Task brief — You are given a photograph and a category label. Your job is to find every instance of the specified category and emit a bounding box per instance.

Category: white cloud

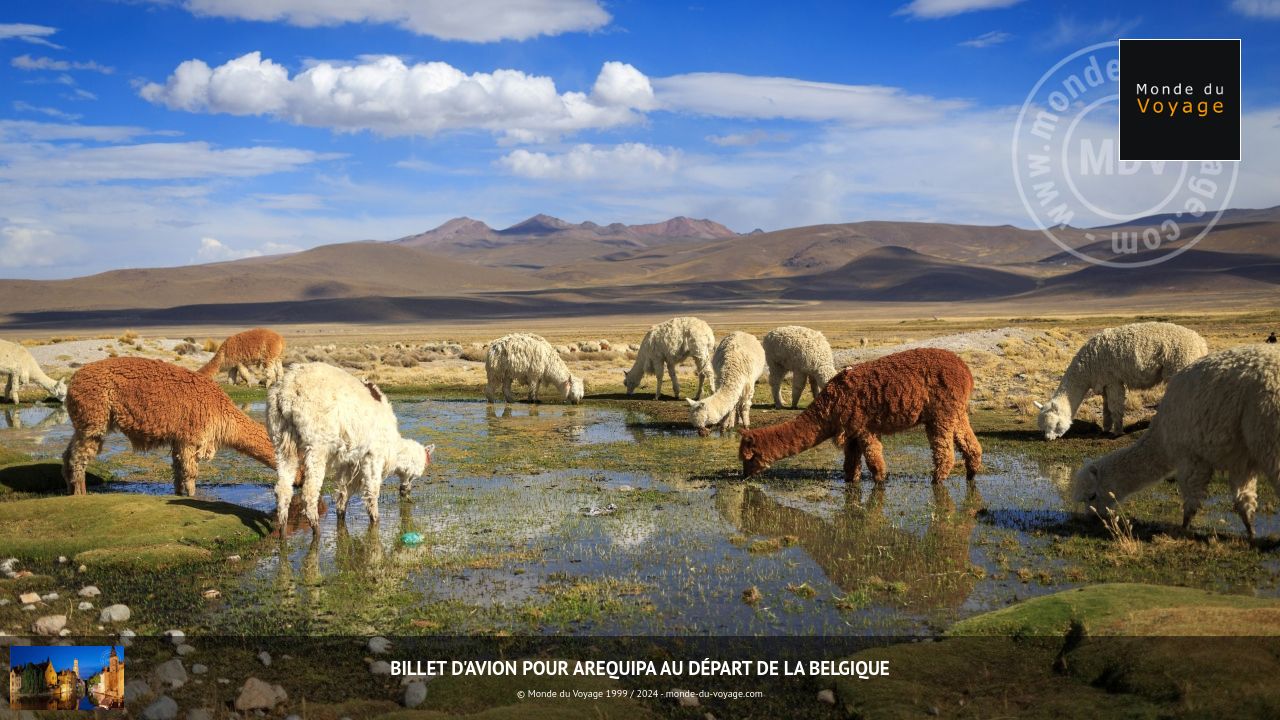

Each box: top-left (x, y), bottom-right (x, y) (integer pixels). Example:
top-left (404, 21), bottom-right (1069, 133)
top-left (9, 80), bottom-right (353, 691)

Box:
top-left (140, 53), bottom-right (653, 142)
top-left (251, 193), bottom-right (325, 210)
top-left (959, 30), bottom-right (1011, 48)
top-left (705, 130), bottom-right (791, 147)
top-left (0, 120), bottom-right (171, 142)
top-left (12, 101), bottom-right (81, 121)
top-left (196, 236), bottom-right (300, 262)
top-left (652, 73), bottom-right (966, 125)
top-left (0, 23), bottom-right (63, 49)
top-left (1045, 16), bottom-right (1142, 47)
top-left (1232, 0), bottom-right (1280, 18)
top-left (0, 141), bottom-right (340, 183)
top-left (897, 0), bottom-right (1023, 19)
top-left (0, 222), bottom-right (81, 269)
top-left (500, 143), bottom-right (680, 181)
top-left (11, 54), bottom-right (114, 74)
top-left (176, 0), bottom-right (610, 41)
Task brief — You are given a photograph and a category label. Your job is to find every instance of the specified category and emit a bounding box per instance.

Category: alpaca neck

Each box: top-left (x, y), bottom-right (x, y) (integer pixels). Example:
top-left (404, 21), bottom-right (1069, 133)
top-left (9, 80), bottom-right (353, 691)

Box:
top-left (701, 366), bottom-right (748, 423)
top-left (1054, 361), bottom-right (1093, 414)
top-left (221, 410), bottom-right (277, 468)
top-left (26, 363), bottom-right (60, 393)
top-left (197, 347), bottom-right (224, 377)
top-left (753, 411), bottom-right (833, 464)
top-left (1102, 434), bottom-right (1173, 501)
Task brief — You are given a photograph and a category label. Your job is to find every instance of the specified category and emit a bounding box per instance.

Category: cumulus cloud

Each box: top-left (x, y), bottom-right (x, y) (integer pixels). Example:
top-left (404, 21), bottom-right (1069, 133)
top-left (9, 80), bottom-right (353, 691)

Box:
top-left (196, 236), bottom-right (300, 262)
top-left (897, 0), bottom-right (1023, 19)
top-left (11, 54), bottom-right (115, 73)
top-left (176, 0), bottom-right (610, 41)
top-left (705, 130), bottom-right (791, 147)
top-left (0, 141), bottom-right (339, 183)
top-left (0, 222), bottom-right (80, 269)
top-left (499, 143), bottom-right (680, 182)
top-left (959, 30), bottom-right (1011, 48)
top-left (652, 73), bottom-right (966, 125)
top-left (140, 53), bottom-right (653, 142)
top-left (0, 23), bottom-right (63, 49)
top-left (1232, 0), bottom-right (1280, 18)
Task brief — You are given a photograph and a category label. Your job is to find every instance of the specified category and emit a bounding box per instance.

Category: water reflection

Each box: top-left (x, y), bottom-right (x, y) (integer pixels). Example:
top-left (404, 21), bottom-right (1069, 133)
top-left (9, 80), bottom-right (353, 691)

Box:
top-left (717, 483), bottom-right (979, 610)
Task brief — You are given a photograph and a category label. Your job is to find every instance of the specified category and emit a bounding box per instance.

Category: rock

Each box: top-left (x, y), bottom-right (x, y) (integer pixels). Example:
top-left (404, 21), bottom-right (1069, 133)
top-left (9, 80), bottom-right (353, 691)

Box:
top-left (226, 554), bottom-right (241, 562)
top-left (78, 601), bottom-right (93, 611)
top-left (0, 557), bottom-right (17, 575)
top-left (120, 628), bottom-right (136, 647)
top-left (100, 604), bottom-right (131, 623)
top-left (59, 628), bottom-right (71, 637)
top-left (32, 614), bottom-right (67, 636)
top-left (18, 592), bottom-right (41, 604)
top-left (0, 598), bottom-right (8, 606)
top-left (369, 660), bottom-right (391, 675)
top-left (188, 709), bottom-right (213, 720)
top-left (235, 677), bottom-right (287, 712)
top-left (817, 689), bottom-right (835, 704)
top-left (285, 716), bottom-right (301, 720)
top-left (165, 629), bottom-right (186, 645)
top-left (673, 690), bottom-right (699, 708)
top-left (404, 681), bottom-right (427, 708)
top-left (177, 644), bottom-right (196, 656)
top-left (22, 604), bottom-right (36, 611)
top-left (123, 679), bottom-right (153, 703)
top-left (216, 678), bottom-right (230, 685)
top-left (153, 658), bottom-right (188, 688)
top-left (191, 664), bottom-right (207, 675)
top-left (58, 556), bottom-right (68, 564)
top-left (41, 592), bottom-right (59, 601)
top-left (202, 589), bottom-right (221, 600)
top-left (257, 650), bottom-right (272, 667)
top-left (142, 696), bottom-right (179, 720)
top-left (78, 564), bottom-right (88, 573)
top-left (368, 636), bottom-right (392, 654)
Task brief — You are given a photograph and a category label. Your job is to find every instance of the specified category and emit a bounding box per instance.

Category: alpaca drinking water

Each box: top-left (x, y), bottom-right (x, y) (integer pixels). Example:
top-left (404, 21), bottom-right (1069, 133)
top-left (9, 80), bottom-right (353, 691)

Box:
top-left (687, 331), bottom-right (766, 435)
top-left (0, 339), bottom-right (66, 404)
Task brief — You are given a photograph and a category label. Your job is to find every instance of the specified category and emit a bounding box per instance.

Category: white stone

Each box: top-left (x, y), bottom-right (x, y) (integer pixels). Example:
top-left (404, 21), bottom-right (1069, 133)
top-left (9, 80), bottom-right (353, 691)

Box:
top-left (404, 681), bottom-right (427, 708)
top-left (41, 592), bottom-right (59, 601)
top-left (165, 629), bottom-right (186, 645)
top-left (78, 601), bottom-right (93, 611)
top-left (123, 679), bottom-right (153, 703)
top-left (32, 614), bottom-right (67, 636)
top-left (142, 695), bottom-right (178, 720)
top-left (235, 678), bottom-right (287, 712)
top-left (817, 689), bottom-right (836, 704)
top-left (153, 658), bottom-right (188, 688)
top-left (369, 660), bottom-right (391, 675)
top-left (177, 644), bottom-right (196, 656)
top-left (257, 650), bottom-right (272, 667)
top-left (368, 636), bottom-right (392, 654)
top-left (100, 604), bottom-right (131, 623)
top-left (191, 664), bottom-right (208, 675)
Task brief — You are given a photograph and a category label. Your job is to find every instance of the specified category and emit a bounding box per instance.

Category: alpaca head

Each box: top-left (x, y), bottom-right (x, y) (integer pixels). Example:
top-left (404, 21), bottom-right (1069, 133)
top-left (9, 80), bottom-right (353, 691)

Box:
top-left (562, 376), bottom-right (585, 405)
top-left (49, 378), bottom-right (68, 402)
top-left (1035, 397), bottom-right (1072, 440)
top-left (1070, 458), bottom-right (1119, 514)
top-left (685, 398), bottom-right (714, 437)
top-left (622, 368), bottom-right (641, 395)
top-left (738, 432), bottom-right (769, 478)
top-left (394, 439), bottom-right (433, 497)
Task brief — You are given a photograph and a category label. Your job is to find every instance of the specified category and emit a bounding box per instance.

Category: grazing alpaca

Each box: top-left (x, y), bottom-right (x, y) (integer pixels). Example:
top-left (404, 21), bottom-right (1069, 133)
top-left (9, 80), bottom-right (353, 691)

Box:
top-left (738, 348), bottom-right (982, 485)
top-left (687, 331), bottom-right (766, 436)
top-left (762, 326), bottom-right (836, 409)
top-left (1036, 322), bottom-right (1207, 439)
top-left (623, 316), bottom-right (716, 400)
top-left (199, 328), bottom-right (286, 386)
top-left (1073, 346), bottom-right (1280, 539)
top-left (62, 357), bottom-right (276, 495)
top-left (0, 340), bottom-right (67, 404)
top-left (268, 362), bottom-right (433, 530)
top-left (484, 333), bottom-right (585, 404)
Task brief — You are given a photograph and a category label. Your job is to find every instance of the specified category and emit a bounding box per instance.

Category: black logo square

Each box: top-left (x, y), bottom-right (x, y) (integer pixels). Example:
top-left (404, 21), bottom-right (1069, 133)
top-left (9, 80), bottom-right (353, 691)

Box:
top-left (1120, 39), bottom-right (1240, 161)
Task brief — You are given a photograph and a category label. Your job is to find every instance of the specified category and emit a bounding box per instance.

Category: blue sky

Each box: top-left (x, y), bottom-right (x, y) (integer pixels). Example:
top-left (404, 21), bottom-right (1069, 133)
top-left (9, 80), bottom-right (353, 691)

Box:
top-left (9, 644), bottom-right (123, 678)
top-left (1, 0), bottom-right (1278, 278)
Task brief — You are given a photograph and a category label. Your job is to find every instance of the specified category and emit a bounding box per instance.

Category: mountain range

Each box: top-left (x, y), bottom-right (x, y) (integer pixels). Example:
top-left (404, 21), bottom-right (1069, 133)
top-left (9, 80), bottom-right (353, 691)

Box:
top-left (1, 208), bottom-right (1277, 327)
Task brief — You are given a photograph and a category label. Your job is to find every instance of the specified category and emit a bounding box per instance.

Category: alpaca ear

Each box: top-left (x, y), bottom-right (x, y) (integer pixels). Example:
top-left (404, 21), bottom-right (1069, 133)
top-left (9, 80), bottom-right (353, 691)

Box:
top-left (685, 398), bottom-right (697, 407)
top-left (1033, 400), bottom-right (1044, 410)
top-left (424, 444), bottom-right (435, 462)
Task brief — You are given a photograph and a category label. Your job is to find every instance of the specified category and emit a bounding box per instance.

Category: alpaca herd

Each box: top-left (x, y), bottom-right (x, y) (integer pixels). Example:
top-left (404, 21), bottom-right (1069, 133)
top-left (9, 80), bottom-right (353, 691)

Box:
top-left (5, 316), bottom-right (1280, 544)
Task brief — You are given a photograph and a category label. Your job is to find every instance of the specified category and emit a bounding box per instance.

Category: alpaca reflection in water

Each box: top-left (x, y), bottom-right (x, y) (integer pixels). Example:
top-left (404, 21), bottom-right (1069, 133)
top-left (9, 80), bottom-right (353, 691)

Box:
top-left (716, 482), bottom-right (980, 610)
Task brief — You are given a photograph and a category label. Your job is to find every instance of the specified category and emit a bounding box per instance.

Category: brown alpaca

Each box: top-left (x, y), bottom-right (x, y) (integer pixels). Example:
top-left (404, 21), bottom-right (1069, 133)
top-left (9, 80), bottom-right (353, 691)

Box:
top-left (198, 328), bottom-right (286, 386)
top-left (739, 348), bottom-right (982, 485)
top-left (62, 357), bottom-right (278, 496)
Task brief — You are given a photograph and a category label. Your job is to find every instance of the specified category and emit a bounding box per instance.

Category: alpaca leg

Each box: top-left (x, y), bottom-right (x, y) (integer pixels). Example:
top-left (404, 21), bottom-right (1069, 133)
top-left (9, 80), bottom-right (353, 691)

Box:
top-left (300, 451), bottom-right (328, 533)
top-left (738, 385), bottom-right (753, 429)
top-left (234, 363), bottom-right (256, 386)
top-left (863, 435), bottom-right (887, 484)
top-left (502, 378), bottom-right (514, 403)
top-left (171, 444), bottom-right (199, 496)
top-left (62, 433), bottom-right (103, 495)
top-left (530, 377), bottom-right (541, 403)
top-left (1103, 385), bottom-right (1126, 435)
top-left (1176, 461), bottom-right (1213, 532)
top-left (768, 364), bottom-right (785, 409)
top-left (652, 361), bottom-right (664, 400)
top-left (953, 417), bottom-right (983, 485)
top-left (926, 422), bottom-right (957, 484)
top-left (333, 464), bottom-right (352, 519)
top-left (808, 375), bottom-right (822, 403)
top-left (693, 361), bottom-right (707, 401)
top-left (843, 437), bottom-right (866, 483)
top-left (3, 373), bottom-right (17, 404)
top-left (359, 457), bottom-right (381, 524)
top-left (274, 445), bottom-right (301, 527)
top-left (1229, 472), bottom-right (1258, 540)
top-left (668, 361), bottom-right (681, 400)
top-left (790, 371), bottom-right (804, 409)
top-left (484, 376), bottom-right (497, 403)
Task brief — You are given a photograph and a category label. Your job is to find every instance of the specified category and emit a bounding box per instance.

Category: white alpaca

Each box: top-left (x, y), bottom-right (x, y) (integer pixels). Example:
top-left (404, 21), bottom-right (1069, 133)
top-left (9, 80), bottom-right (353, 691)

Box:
top-left (1073, 345), bottom-right (1280, 539)
top-left (484, 333), bottom-right (585, 404)
top-left (1036, 322), bottom-right (1207, 439)
top-left (268, 362), bottom-right (433, 530)
top-left (0, 339), bottom-right (67, 404)
top-left (686, 331), bottom-right (766, 435)
top-left (762, 326), bottom-right (836, 409)
top-left (623, 316), bottom-right (716, 400)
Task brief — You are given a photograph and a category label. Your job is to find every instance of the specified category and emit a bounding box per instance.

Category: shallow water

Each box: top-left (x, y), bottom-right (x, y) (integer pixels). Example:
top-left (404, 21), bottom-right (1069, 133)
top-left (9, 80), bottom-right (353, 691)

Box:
top-left (5, 398), bottom-right (1278, 635)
